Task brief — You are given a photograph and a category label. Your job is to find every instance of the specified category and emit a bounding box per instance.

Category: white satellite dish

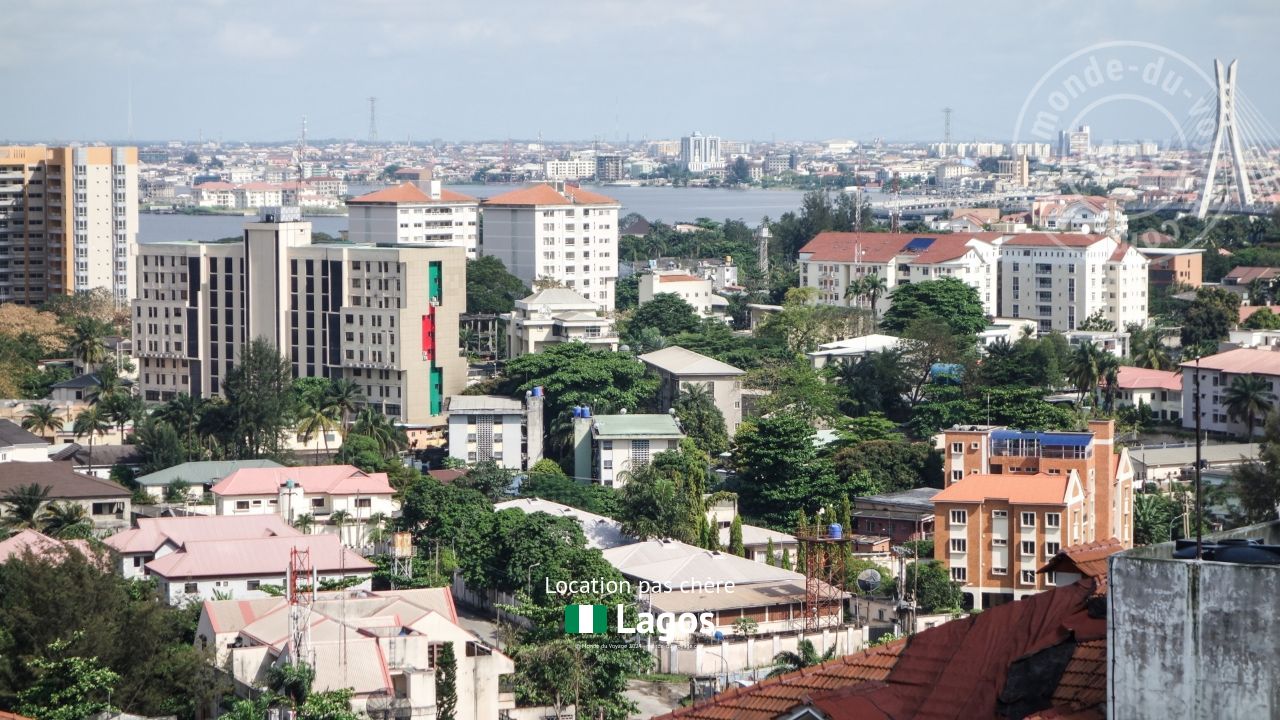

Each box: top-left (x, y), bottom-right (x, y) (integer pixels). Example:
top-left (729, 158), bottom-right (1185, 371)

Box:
top-left (856, 568), bottom-right (882, 593)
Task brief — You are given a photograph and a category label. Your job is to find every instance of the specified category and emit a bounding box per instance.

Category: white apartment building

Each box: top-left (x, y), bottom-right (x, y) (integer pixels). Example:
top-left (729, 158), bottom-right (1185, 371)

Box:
top-left (638, 345), bottom-right (745, 434)
top-left (480, 182), bottom-right (621, 310)
top-left (132, 207), bottom-right (466, 430)
top-left (1181, 348), bottom-right (1280, 438)
top-left (680, 132), bottom-right (724, 172)
top-left (504, 287), bottom-right (619, 359)
top-left (996, 233), bottom-right (1148, 333)
top-left (0, 146), bottom-right (137, 305)
top-left (1030, 195), bottom-right (1128, 237)
top-left (444, 392), bottom-right (544, 470)
top-left (544, 157), bottom-right (597, 181)
top-left (347, 181), bottom-right (480, 258)
top-left (571, 411), bottom-right (685, 487)
top-left (797, 232), bottom-right (1000, 317)
top-left (1114, 366), bottom-right (1182, 422)
top-left (638, 270), bottom-right (727, 319)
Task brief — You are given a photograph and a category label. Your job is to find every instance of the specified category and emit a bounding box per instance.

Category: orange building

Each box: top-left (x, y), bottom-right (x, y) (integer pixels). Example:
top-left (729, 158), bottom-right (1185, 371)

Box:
top-left (933, 420), bottom-right (1133, 608)
top-left (1138, 248), bottom-right (1203, 288)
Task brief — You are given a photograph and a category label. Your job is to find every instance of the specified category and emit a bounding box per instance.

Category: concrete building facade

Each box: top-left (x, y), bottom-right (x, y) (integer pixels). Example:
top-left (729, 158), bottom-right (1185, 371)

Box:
top-left (503, 288), bottom-right (618, 359)
top-left (1180, 348), bottom-right (1280, 438)
top-left (572, 412), bottom-right (684, 487)
top-left (133, 208), bottom-right (465, 430)
top-left (996, 233), bottom-right (1148, 332)
top-left (445, 393), bottom-right (544, 470)
top-left (0, 145), bottom-right (137, 305)
top-left (638, 270), bottom-right (727, 320)
top-left (346, 182), bottom-right (480, 258)
top-left (638, 345), bottom-right (745, 435)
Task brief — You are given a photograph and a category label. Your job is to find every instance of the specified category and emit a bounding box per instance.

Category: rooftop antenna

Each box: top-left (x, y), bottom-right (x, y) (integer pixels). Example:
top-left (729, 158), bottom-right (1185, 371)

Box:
top-left (367, 96), bottom-right (378, 143)
top-left (287, 547), bottom-right (317, 668)
top-left (890, 172), bottom-right (902, 233)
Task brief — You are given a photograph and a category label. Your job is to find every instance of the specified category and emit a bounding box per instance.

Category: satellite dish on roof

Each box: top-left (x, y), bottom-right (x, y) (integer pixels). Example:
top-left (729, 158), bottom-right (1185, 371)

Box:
top-left (856, 568), bottom-right (882, 594)
top-left (366, 689), bottom-right (394, 720)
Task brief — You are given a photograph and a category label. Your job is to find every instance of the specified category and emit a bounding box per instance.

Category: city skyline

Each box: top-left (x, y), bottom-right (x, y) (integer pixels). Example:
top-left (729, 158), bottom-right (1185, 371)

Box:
top-left (4, 0), bottom-right (1279, 144)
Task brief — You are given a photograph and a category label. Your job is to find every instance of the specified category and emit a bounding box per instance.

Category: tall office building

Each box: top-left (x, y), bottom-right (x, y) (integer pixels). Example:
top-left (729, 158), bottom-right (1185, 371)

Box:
top-left (1058, 126), bottom-right (1092, 157)
top-left (480, 183), bottom-right (621, 311)
top-left (0, 146), bottom-right (137, 305)
top-left (679, 132), bottom-right (724, 172)
top-left (133, 208), bottom-right (465, 432)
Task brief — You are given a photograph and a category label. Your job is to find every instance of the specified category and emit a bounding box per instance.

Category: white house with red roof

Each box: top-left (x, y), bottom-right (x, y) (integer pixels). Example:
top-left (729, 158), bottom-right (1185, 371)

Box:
top-left (196, 587), bottom-right (515, 719)
top-left (347, 181), bottom-right (480, 257)
top-left (797, 232), bottom-right (1000, 316)
top-left (1029, 194), bottom-right (1128, 236)
top-left (106, 515), bottom-right (302, 580)
top-left (1113, 366), bottom-right (1183, 421)
top-left (480, 182), bottom-right (621, 310)
top-left (210, 464), bottom-right (397, 545)
top-left (1181, 348), bottom-right (1280, 438)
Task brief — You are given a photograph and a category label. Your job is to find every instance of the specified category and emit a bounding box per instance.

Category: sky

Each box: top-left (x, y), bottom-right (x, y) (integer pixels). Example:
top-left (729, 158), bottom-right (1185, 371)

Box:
top-left (3, 0), bottom-right (1279, 145)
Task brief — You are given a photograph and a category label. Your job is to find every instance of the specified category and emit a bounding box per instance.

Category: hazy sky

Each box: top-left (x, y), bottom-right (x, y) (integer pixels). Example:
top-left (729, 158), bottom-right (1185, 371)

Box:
top-left (4, 0), bottom-right (1279, 145)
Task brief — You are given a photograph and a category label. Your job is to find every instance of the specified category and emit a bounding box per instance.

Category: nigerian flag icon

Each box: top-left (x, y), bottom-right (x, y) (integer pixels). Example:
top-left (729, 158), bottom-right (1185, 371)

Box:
top-left (564, 604), bottom-right (608, 634)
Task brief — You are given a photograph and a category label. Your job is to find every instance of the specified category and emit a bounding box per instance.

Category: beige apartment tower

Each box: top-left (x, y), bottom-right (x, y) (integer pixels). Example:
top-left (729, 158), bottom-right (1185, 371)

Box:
top-left (133, 208), bottom-right (465, 430)
top-left (0, 146), bottom-right (137, 305)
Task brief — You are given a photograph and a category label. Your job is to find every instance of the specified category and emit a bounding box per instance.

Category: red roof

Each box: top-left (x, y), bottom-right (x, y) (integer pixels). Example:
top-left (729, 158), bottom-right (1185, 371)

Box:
top-left (799, 232), bottom-right (998, 265)
top-left (1223, 266), bottom-right (1280, 284)
top-left (659, 273), bottom-right (705, 283)
top-left (212, 464), bottom-right (394, 497)
top-left (661, 577), bottom-right (1108, 720)
top-left (1039, 537), bottom-right (1124, 596)
top-left (348, 182), bottom-right (476, 204)
top-left (481, 183), bottom-right (618, 206)
top-left (1109, 243), bottom-right (1137, 262)
top-left (933, 472), bottom-right (1073, 505)
top-left (1115, 365), bottom-right (1181, 392)
top-left (1180, 347), bottom-right (1280, 376)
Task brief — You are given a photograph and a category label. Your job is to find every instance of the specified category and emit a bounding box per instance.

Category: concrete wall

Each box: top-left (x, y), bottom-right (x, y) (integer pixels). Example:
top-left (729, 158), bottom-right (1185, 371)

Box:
top-left (651, 625), bottom-right (869, 676)
top-left (1110, 528), bottom-right (1280, 719)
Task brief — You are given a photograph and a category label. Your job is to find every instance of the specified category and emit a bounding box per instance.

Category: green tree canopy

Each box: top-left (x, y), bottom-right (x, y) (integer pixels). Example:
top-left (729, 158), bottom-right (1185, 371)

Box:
top-left (616, 443), bottom-right (706, 543)
top-left (732, 412), bottom-right (841, 528)
top-left (674, 382), bottom-right (729, 457)
top-left (466, 256), bottom-right (530, 314)
top-left (518, 459), bottom-right (619, 516)
top-left (223, 338), bottom-right (295, 458)
top-left (625, 293), bottom-right (701, 343)
top-left (1179, 286), bottom-right (1241, 355)
top-left (905, 560), bottom-right (964, 613)
top-left (880, 277), bottom-right (988, 336)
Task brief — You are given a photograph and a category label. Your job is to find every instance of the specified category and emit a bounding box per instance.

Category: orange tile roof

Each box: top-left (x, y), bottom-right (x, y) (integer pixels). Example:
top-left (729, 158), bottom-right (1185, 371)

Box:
top-left (998, 233), bottom-right (1108, 248)
top-left (1179, 347), bottom-right (1280, 376)
top-left (481, 183), bottom-right (618, 206)
top-left (348, 182), bottom-right (476, 204)
top-left (1109, 242), bottom-right (1137, 262)
top-left (1039, 537), bottom-right (1123, 586)
top-left (1115, 366), bottom-right (1181, 392)
top-left (798, 232), bottom-right (913, 263)
top-left (932, 472), bottom-right (1071, 505)
top-left (659, 273), bottom-right (705, 283)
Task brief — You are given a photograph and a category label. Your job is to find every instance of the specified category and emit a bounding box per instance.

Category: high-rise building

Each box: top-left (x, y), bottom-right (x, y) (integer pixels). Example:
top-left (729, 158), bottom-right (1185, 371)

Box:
top-left (679, 132), bottom-right (724, 172)
top-left (346, 181), bottom-right (479, 258)
top-left (480, 183), bottom-right (620, 310)
top-left (132, 207), bottom-right (465, 432)
top-left (595, 154), bottom-right (624, 182)
top-left (1058, 125), bottom-right (1092, 157)
top-left (0, 146), bottom-right (137, 305)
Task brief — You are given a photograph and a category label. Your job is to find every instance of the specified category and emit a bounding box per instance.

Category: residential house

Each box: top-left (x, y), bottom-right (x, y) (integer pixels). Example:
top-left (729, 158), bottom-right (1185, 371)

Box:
top-left (445, 392), bottom-right (544, 470)
top-left (850, 487), bottom-right (939, 543)
top-left (0, 529), bottom-right (98, 565)
top-left (571, 411), bottom-right (685, 487)
top-left (1029, 194), bottom-right (1127, 236)
top-left (105, 515), bottom-right (302, 580)
top-left (639, 345), bottom-right (745, 434)
top-left (49, 373), bottom-right (134, 403)
top-left (638, 271), bottom-right (728, 320)
top-left (1180, 348), bottom-right (1280, 438)
top-left (197, 587), bottom-right (515, 720)
top-left (1128, 443), bottom-right (1259, 490)
top-left (806, 334), bottom-right (902, 369)
top-left (0, 420), bottom-right (50, 462)
top-left (1113, 366), bottom-right (1182, 421)
top-left (494, 497), bottom-right (632, 550)
top-left (0, 462), bottom-right (131, 534)
top-left (133, 459), bottom-right (284, 501)
top-left (503, 287), bottom-right (618, 359)
top-left (1138, 247), bottom-right (1203, 288)
top-left (48, 444), bottom-right (142, 480)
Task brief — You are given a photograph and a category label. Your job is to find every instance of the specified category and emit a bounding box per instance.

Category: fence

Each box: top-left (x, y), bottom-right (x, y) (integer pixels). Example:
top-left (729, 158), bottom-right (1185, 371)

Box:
top-left (651, 624), bottom-right (869, 677)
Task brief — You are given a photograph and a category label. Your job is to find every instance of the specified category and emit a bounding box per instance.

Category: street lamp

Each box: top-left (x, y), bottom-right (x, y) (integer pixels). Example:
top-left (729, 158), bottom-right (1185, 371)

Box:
top-left (704, 650), bottom-right (729, 691)
top-left (525, 562), bottom-right (543, 592)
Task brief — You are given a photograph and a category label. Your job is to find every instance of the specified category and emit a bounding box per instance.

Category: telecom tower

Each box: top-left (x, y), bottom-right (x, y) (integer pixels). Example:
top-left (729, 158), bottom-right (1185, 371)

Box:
top-left (368, 96), bottom-right (378, 143)
top-left (1197, 59), bottom-right (1253, 218)
top-left (287, 547), bottom-right (317, 667)
top-left (754, 220), bottom-right (771, 274)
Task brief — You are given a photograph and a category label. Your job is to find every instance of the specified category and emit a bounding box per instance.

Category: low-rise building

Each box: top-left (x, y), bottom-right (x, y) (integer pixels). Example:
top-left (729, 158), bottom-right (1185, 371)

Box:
top-left (1113, 366), bottom-right (1182, 421)
top-left (1180, 348), bottom-right (1280, 438)
top-left (105, 515), bottom-right (302, 580)
top-left (1128, 442), bottom-right (1259, 490)
top-left (133, 459), bottom-right (284, 501)
top-left (504, 288), bottom-right (618, 358)
top-left (494, 497), bottom-right (632, 550)
top-left (1138, 247), bottom-right (1203, 288)
top-left (638, 346), bottom-right (745, 435)
top-left (638, 271), bottom-right (727, 320)
top-left (0, 462), bottom-right (131, 534)
top-left (850, 487), bottom-right (939, 543)
top-left (210, 464), bottom-right (397, 545)
top-left (445, 392), bottom-right (544, 470)
top-left (197, 587), bottom-right (515, 720)
top-left (571, 411), bottom-right (684, 488)
top-left (806, 334), bottom-right (902, 369)
top-left (0, 420), bottom-right (50, 463)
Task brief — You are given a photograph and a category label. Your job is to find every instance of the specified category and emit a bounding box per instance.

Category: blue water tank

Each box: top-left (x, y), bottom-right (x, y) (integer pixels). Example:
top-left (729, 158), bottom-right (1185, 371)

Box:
top-left (582, 406), bottom-right (592, 418)
top-left (571, 406), bottom-right (581, 418)
top-left (532, 386), bottom-right (544, 397)
top-left (828, 523), bottom-right (844, 539)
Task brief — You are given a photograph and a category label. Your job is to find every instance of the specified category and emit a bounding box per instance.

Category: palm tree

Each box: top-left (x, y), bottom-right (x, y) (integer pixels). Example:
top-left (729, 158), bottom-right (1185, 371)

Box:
top-left (98, 391), bottom-right (141, 440)
top-left (1069, 342), bottom-right (1107, 406)
top-left (1128, 323), bottom-right (1174, 371)
top-left (21, 404), bottom-right (63, 441)
top-left (296, 401), bottom-right (340, 461)
top-left (843, 276), bottom-right (866, 309)
top-left (1223, 375), bottom-right (1275, 438)
top-left (86, 362), bottom-right (122, 405)
top-left (329, 510), bottom-right (351, 545)
top-left (1, 483), bottom-right (51, 534)
top-left (1101, 358), bottom-right (1121, 412)
top-left (292, 513), bottom-right (315, 535)
top-left (861, 273), bottom-right (888, 323)
top-left (767, 639), bottom-right (837, 677)
top-left (352, 407), bottom-right (407, 455)
top-left (324, 379), bottom-right (364, 436)
top-left (68, 319), bottom-right (109, 373)
top-left (72, 405), bottom-right (110, 471)
top-left (39, 501), bottom-right (92, 539)
top-left (365, 512), bottom-right (389, 546)
top-left (155, 393), bottom-right (203, 460)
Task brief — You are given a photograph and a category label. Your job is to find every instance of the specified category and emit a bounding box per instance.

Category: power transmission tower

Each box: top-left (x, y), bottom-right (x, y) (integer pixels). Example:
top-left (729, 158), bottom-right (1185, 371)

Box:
top-left (1197, 59), bottom-right (1253, 218)
top-left (368, 96), bottom-right (378, 143)
top-left (943, 107), bottom-right (953, 145)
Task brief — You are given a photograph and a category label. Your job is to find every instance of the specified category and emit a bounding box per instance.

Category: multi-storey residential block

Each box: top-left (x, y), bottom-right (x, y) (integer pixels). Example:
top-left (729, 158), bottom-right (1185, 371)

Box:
top-left (680, 132), bottom-right (723, 172)
top-left (544, 157), bottom-right (597, 181)
top-left (638, 270), bottom-right (727, 319)
top-left (132, 208), bottom-right (465, 432)
top-left (933, 471), bottom-right (1087, 608)
top-left (595, 154), bottom-right (624, 181)
top-left (996, 233), bottom-right (1148, 332)
top-left (797, 232), bottom-right (1000, 316)
top-left (0, 146), bottom-right (137, 304)
top-left (480, 182), bottom-right (620, 310)
top-left (1180, 348), bottom-right (1280, 438)
top-left (346, 181), bottom-right (480, 257)
top-left (1114, 366), bottom-right (1183, 422)
top-left (937, 420), bottom-right (1134, 582)
top-left (638, 345), bottom-right (745, 434)
top-left (444, 392), bottom-right (544, 470)
top-left (504, 287), bottom-right (618, 358)
top-left (1137, 248), bottom-right (1202, 288)
top-left (572, 411), bottom-right (684, 487)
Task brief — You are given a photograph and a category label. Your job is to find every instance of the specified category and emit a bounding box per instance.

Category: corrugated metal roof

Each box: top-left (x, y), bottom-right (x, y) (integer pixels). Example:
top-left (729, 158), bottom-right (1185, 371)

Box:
top-left (590, 414), bottom-right (684, 439)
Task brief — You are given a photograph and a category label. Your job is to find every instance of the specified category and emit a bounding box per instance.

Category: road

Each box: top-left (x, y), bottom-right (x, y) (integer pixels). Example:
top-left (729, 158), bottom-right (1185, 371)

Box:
top-left (626, 679), bottom-right (687, 719)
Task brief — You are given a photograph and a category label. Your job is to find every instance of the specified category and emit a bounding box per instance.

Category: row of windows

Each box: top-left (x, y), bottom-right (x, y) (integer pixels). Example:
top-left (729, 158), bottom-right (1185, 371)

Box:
top-left (950, 567), bottom-right (1048, 585)
top-left (949, 538), bottom-right (1061, 557)
top-left (949, 509), bottom-right (1061, 528)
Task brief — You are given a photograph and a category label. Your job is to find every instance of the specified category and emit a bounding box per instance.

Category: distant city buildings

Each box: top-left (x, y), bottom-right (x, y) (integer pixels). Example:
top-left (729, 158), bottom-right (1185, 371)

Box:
top-left (680, 132), bottom-right (724, 172)
top-left (0, 145), bottom-right (137, 305)
top-left (133, 208), bottom-right (466, 431)
top-left (1059, 125), bottom-right (1092, 157)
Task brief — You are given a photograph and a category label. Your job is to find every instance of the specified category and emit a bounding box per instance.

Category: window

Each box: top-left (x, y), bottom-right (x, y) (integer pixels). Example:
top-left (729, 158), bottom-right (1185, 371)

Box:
top-left (950, 469), bottom-right (963, 482)
top-left (356, 498), bottom-right (372, 508)
top-left (992, 566), bottom-right (1007, 575)
top-left (235, 500), bottom-right (250, 511)
top-left (992, 538), bottom-right (1007, 547)
top-left (992, 510), bottom-right (1008, 519)
top-left (1021, 540), bottom-right (1036, 556)
top-left (132, 556), bottom-right (143, 568)
top-left (950, 442), bottom-right (963, 453)
top-left (603, 459), bottom-right (613, 470)
top-left (1021, 570), bottom-right (1037, 585)
top-left (184, 583), bottom-right (198, 594)
top-left (311, 498), bottom-right (324, 508)
top-left (1045, 513), bottom-right (1061, 528)
top-left (949, 509), bottom-right (967, 525)
top-left (949, 538), bottom-right (967, 553)
top-left (1021, 512), bottom-right (1036, 527)
top-left (247, 580), bottom-right (260, 591)
top-left (1045, 541), bottom-right (1061, 557)
top-left (950, 566), bottom-right (967, 582)
top-left (602, 440), bottom-right (613, 450)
